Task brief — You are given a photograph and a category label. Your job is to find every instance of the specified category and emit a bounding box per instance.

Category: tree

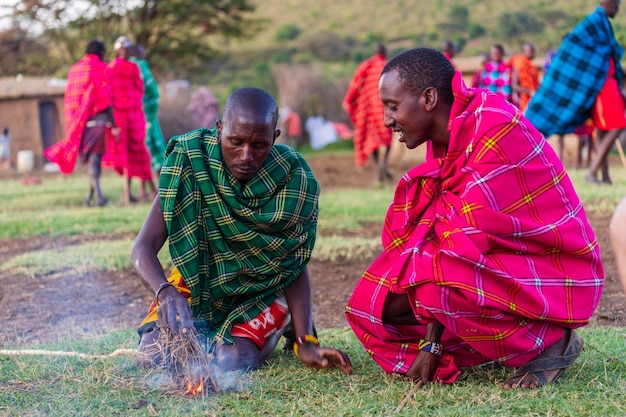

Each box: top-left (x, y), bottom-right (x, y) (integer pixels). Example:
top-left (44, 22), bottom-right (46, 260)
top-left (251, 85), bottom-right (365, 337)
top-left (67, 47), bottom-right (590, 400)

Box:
top-left (448, 5), bottom-right (469, 32)
top-left (495, 12), bottom-right (545, 43)
top-left (8, 0), bottom-right (261, 76)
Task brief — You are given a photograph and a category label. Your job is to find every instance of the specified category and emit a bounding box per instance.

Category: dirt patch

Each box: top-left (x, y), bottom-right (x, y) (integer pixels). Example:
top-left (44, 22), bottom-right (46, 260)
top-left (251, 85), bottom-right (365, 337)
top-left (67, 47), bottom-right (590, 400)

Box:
top-left (0, 154), bottom-right (624, 348)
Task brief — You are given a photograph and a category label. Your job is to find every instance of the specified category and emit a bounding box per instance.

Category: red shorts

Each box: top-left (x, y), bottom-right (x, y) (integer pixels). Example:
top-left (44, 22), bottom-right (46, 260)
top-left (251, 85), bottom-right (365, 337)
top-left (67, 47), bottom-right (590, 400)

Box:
top-left (232, 295), bottom-right (289, 348)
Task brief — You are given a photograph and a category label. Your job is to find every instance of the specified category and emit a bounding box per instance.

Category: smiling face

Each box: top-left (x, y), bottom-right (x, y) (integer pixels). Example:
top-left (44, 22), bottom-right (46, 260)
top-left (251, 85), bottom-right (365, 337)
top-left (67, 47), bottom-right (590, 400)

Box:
top-left (217, 107), bottom-right (278, 181)
top-left (379, 69), bottom-right (438, 149)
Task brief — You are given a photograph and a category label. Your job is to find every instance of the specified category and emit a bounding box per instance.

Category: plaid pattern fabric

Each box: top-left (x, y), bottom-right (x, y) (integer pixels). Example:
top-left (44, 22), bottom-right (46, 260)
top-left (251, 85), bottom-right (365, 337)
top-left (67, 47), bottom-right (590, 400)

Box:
top-left (159, 128), bottom-right (320, 343)
top-left (44, 54), bottom-right (112, 174)
top-left (346, 72), bottom-right (604, 375)
top-left (525, 7), bottom-right (624, 136)
top-left (131, 57), bottom-right (166, 172)
top-left (343, 54), bottom-right (392, 167)
top-left (507, 54), bottom-right (539, 111)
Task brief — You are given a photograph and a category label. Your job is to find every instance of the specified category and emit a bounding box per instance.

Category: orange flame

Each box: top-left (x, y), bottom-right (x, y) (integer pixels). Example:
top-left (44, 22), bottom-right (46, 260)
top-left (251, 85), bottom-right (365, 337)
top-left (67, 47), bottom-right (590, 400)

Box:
top-left (185, 372), bottom-right (204, 397)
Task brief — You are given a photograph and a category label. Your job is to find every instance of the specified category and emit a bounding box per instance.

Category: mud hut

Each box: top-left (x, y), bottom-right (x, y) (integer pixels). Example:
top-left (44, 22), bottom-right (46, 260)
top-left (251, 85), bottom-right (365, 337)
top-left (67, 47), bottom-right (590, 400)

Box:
top-left (0, 76), bottom-right (66, 170)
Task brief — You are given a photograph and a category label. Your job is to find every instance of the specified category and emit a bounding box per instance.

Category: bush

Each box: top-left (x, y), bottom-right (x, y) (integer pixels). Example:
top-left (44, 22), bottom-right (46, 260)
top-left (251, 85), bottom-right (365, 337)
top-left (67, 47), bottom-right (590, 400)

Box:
top-left (468, 23), bottom-right (486, 39)
top-left (495, 12), bottom-right (545, 42)
top-left (297, 32), bottom-right (356, 61)
top-left (274, 24), bottom-right (301, 42)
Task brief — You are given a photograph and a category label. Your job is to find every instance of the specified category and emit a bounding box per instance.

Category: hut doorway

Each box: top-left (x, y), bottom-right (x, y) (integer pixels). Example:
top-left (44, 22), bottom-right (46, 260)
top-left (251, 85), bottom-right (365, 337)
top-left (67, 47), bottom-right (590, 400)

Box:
top-left (39, 101), bottom-right (61, 162)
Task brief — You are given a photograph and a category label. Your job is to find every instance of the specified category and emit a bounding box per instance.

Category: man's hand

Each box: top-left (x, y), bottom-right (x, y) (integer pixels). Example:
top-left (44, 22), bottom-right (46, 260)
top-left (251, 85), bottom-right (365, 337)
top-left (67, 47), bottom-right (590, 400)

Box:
top-left (406, 350), bottom-right (438, 382)
top-left (155, 286), bottom-right (194, 337)
top-left (112, 127), bottom-right (120, 142)
top-left (297, 342), bottom-right (353, 375)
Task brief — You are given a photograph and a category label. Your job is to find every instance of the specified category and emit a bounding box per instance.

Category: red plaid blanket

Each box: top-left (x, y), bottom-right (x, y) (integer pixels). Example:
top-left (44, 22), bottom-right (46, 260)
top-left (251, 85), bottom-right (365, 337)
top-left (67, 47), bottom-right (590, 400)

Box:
top-left (44, 54), bottom-right (111, 174)
top-left (343, 54), bottom-right (392, 167)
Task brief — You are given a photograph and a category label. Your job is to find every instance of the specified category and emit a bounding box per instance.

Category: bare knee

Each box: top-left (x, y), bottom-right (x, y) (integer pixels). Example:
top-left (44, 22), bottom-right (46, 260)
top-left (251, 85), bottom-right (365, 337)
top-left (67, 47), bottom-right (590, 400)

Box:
top-left (214, 337), bottom-right (262, 372)
top-left (136, 328), bottom-right (162, 369)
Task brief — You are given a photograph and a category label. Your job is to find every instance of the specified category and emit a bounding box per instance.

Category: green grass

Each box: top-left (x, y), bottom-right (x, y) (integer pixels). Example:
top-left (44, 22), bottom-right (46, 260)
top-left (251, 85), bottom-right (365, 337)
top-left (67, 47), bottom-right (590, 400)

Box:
top-left (0, 327), bottom-right (625, 416)
top-left (2, 162), bottom-right (626, 416)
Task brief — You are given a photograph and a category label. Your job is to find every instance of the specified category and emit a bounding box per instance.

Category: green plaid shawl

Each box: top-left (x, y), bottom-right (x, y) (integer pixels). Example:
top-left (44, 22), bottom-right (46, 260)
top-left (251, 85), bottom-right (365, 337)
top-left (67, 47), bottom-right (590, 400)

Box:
top-left (159, 128), bottom-right (319, 342)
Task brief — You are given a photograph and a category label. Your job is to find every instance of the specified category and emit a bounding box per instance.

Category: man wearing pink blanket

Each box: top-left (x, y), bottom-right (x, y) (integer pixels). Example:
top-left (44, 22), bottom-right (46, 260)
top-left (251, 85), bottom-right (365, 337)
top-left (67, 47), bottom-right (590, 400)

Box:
top-left (345, 48), bottom-right (603, 389)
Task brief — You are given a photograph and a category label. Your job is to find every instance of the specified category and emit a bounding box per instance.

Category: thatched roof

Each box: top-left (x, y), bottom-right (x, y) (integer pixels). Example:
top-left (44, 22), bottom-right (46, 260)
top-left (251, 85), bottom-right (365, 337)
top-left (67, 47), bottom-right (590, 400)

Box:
top-left (0, 76), bottom-right (66, 101)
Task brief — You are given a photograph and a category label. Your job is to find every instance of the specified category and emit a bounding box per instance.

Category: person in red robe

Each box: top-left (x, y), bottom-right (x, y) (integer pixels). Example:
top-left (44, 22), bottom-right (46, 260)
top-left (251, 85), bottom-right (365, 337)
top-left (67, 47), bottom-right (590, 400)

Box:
top-left (104, 36), bottom-right (154, 204)
top-left (346, 48), bottom-right (602, 389)
top-left (508, 42), bottom-right (540, 111)
top-left (343, 44), bottom-right (392, 185)
top-left (44, 40), bottom-right (114, 207)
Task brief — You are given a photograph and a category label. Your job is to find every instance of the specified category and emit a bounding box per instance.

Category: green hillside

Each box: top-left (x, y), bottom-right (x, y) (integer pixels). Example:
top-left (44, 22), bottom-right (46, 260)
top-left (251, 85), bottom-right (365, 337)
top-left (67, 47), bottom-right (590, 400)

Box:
top-left (225, 0), bottom-right (626, 57)
top-left (203, 0), bottom-right (626, 87)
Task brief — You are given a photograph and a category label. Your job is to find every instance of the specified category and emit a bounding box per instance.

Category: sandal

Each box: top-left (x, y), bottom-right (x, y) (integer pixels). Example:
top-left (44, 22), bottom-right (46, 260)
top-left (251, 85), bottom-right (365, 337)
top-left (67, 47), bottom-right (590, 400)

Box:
top-left (505, 329), bottom-right (584, 388)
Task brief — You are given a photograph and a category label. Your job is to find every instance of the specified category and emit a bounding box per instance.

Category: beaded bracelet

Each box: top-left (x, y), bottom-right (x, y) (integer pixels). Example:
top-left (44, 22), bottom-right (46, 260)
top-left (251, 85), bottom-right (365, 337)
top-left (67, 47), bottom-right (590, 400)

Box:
top-left (293, 334), bottom-right (320, 358)
top-left (155, 282), bottom-right (175, 302)
top-left (418, 339), bottom-right (443, 356)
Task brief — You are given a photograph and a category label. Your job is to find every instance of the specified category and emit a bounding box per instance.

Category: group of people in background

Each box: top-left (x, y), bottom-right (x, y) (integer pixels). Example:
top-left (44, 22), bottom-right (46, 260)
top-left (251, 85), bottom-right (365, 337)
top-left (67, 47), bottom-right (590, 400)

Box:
top-left (469, 0), bottom-right (624, 185)
top-left (45, 36), bottom-right (165, 206)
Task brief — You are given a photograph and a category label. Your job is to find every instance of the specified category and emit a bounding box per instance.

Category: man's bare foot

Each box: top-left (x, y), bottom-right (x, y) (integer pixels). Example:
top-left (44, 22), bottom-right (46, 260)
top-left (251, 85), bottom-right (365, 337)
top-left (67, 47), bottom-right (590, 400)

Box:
top-left (502, 329), bottom-right (583, 389)
top-left (584, 175), bottom-right (601, 185)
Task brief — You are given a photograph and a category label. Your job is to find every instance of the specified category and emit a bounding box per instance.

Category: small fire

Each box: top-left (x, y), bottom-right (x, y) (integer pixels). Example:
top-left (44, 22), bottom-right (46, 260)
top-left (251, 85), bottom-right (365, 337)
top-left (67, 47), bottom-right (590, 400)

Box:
top-left (185, 373), bottom-right (205, 397)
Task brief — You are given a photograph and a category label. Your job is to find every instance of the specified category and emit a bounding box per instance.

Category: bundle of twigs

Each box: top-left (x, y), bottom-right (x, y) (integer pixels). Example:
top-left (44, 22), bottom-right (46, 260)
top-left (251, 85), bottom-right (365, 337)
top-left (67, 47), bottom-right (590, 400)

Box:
top-left (154, 324), bottom-right (219, 397)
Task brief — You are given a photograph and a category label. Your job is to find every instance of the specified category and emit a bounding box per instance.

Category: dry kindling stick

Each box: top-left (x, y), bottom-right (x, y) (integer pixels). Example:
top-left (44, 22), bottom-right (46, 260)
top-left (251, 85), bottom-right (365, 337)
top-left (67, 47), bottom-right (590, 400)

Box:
top-left (394, 378), bottom-right (424, 413)
top-left (0, 348), bottom-right (138, 359)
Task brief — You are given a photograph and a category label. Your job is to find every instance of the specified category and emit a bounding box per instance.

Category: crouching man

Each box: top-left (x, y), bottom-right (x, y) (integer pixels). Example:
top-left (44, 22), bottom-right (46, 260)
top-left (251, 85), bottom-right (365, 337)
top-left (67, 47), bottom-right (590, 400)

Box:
top-left (132, 87), bottom-right (352, 375)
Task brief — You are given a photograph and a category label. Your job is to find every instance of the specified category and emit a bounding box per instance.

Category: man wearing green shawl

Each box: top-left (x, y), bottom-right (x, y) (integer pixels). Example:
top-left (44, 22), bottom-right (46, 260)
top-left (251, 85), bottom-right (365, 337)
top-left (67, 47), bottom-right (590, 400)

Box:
top-left (132, 87), bottom-right (352, 374)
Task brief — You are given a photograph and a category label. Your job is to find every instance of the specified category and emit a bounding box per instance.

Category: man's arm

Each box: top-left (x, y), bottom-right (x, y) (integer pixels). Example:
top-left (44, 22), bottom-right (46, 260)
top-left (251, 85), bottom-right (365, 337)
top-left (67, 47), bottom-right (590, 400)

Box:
top-left (284, 268), bottom-right (352, 374)
top-left (131, 195), bottom-right (194, 334)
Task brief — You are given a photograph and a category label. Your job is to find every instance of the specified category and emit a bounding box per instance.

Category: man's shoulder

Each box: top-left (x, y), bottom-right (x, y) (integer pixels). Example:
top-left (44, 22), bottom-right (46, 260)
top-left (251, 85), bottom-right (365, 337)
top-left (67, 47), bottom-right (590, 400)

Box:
top-left (170, 128), bottom-right (216, 148)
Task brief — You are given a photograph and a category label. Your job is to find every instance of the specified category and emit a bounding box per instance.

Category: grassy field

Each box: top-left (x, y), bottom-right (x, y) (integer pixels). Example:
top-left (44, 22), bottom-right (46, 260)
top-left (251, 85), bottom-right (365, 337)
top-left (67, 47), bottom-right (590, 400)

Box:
top-left (1, 158), bottom-right (626, 416)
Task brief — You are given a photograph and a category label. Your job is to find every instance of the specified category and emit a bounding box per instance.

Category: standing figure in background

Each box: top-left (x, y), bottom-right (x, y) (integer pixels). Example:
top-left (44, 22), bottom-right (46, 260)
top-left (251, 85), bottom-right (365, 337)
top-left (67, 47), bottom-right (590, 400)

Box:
top-left (441, 40), bottom-right (457, 69)
top-left (128, 44), bottom-right (166, 180)
top-left (105, 36), bottom-right (155, 203)
top-left (479, 44), bottom-right (513, 102)
top-left (539, 36), bottom-right (595, 168)
top-left (343, 43), bottom-right (392, 185)
top-left (44, 40), bottom-right (114, 207)
top-left (187, 86), bottom-right (221, 129)
top-left (526, 0), bottom-right (625, 184)
top-left (508, 42), bottom-right (539, 111)
top-left (0, 127), bottom-right (10, 170)
top-left (278, 106), bottom-right (302, 148)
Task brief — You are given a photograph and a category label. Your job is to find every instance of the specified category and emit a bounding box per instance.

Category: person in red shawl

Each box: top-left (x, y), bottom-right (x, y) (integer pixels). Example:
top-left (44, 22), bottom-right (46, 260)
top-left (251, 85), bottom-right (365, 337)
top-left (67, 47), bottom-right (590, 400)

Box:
top-left (104, 36), bottom-right (155, 205)
top-left (508, 42), bottom-right (539, 111)
top-left (345, 48), bottom-right (603, 389)
top-left (343, 43), bottom-right (393, 185)
top-left (44, 40), bottom-right (114, 207)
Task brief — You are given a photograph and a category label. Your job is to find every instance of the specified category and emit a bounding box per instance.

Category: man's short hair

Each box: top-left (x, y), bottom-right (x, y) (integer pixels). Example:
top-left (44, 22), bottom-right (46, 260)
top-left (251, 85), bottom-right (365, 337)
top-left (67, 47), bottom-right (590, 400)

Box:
top-left (224, 87), bottom-right (279, 128)
top-left (85, 40), bottom-right (106, 60)
top-left (382, 48), bottom-right (455, 105)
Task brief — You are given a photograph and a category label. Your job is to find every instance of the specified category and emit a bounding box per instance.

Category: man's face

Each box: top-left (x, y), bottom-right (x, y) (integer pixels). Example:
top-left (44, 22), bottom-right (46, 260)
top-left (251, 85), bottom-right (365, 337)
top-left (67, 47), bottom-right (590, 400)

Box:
top-left (608, 0), bottom-right (621, 17)
top-left (490, 47), bottom-right (503, 62)
top-left (379, 69), bottom-right (434, 150)
top-left (523, 44), bottom-right (536, 59)
top-left (217, 108), bottom-right (277, 181)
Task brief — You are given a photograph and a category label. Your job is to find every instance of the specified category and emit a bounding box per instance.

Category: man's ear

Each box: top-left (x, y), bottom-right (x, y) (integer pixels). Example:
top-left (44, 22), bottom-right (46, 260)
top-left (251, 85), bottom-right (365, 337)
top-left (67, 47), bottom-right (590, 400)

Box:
top-left (273, 129), bottom-right (281, 144)
top-left (423, 87), bottom-right (438, 112)
top-left (216, 120), bottom-right (223, 143)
